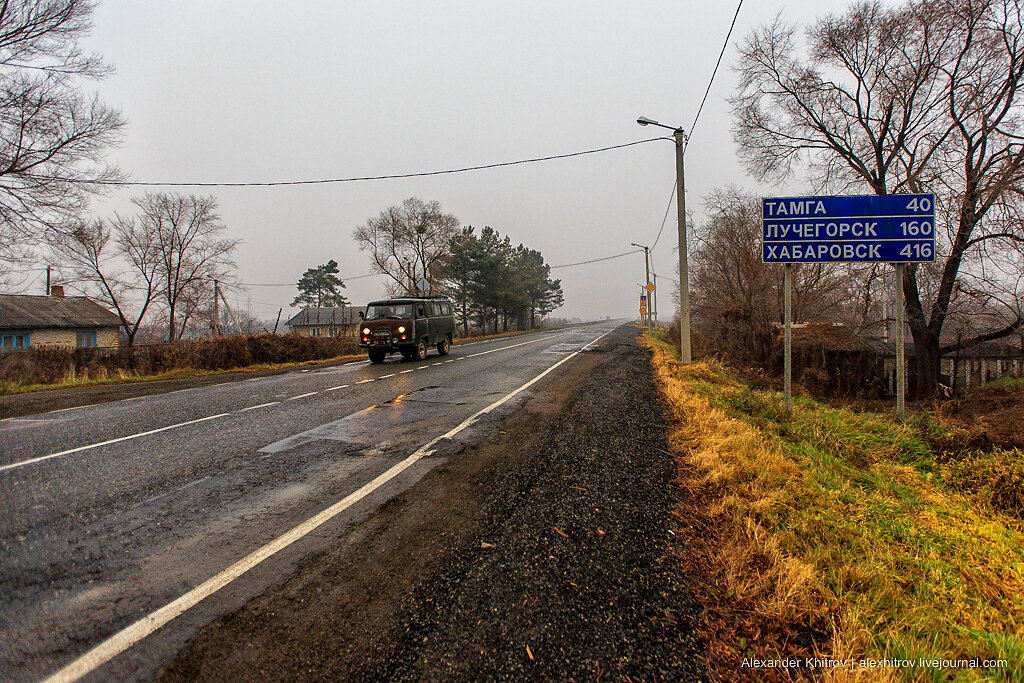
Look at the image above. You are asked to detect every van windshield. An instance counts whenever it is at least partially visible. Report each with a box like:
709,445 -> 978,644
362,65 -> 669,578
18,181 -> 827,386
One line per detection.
365,303 -> 413,320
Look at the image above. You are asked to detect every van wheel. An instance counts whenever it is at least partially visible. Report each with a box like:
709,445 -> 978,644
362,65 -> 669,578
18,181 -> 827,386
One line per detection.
369,349 -> 386,364
414,338 -> 428,361
437,336 -> 450,356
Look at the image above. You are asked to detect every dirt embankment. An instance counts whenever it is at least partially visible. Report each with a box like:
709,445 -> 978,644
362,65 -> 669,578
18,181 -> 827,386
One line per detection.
937,384 -> 1024,450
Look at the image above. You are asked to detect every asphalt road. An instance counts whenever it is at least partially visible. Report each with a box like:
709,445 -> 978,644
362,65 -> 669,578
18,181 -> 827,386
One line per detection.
0,322 -> 625,681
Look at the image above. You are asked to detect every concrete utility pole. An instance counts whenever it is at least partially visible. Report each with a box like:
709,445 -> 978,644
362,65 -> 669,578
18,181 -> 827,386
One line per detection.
631,242 -> 651,334
652,273 -> 658,326
637,116 -> 691,362
213,279 -> 220,337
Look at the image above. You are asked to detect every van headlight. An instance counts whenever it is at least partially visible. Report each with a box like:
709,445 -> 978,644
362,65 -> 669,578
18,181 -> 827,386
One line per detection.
362,327 -> 370,335
398,326 -> 405,333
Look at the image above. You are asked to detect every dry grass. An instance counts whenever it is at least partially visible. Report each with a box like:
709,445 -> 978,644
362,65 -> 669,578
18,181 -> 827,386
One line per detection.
646,336 -> 1024,682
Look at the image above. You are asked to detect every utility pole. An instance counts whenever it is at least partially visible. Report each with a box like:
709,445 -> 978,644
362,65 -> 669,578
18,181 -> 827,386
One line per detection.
674,128 -> 691,363
637,116 -> 691,362
46,266 -> 51,295
631,243 -> 651,334
213,279 -> 220,337
219,287 -> 242,336
652,273 -> 658,327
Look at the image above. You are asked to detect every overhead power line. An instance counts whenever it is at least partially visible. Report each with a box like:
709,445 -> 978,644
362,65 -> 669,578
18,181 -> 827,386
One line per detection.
244,250 -> 645,288
687,0 -> 745,146
241,272 -> 378,286
650,182 -> 677,252
33,138 -> 668,188
551,249 -> 643,270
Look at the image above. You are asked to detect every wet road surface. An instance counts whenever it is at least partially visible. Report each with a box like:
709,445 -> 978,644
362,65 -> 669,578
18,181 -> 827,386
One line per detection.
0,322 -> 624,681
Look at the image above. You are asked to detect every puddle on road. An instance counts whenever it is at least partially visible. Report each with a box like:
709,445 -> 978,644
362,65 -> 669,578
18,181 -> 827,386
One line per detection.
543,332 -> 601,354
258,385 -> 484,456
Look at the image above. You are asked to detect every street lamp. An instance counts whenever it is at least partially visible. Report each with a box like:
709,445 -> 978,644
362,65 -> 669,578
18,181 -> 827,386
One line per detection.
637,115 -> 690,363
630,242 -> 651,334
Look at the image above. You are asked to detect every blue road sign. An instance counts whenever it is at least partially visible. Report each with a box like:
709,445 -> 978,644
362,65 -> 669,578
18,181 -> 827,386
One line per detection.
762,194 -> 935,263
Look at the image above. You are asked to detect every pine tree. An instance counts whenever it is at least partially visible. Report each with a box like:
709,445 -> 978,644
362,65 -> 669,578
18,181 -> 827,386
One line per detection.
292,259 -> 348,308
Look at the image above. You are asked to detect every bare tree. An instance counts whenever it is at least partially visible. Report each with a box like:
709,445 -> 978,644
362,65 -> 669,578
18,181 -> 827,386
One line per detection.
130,193 -> 238,341
51,216 -> 160,346
692,187 -> 849,360
0,0 -> 124,268
733,0 -> 1024,395
353,197 -> 459,295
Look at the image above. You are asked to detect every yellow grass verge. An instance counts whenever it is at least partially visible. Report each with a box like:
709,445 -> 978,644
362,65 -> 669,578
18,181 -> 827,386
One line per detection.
646,337 -> 1024,682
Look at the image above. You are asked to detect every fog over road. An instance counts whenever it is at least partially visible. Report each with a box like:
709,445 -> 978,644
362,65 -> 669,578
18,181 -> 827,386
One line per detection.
0,322 -> 624,681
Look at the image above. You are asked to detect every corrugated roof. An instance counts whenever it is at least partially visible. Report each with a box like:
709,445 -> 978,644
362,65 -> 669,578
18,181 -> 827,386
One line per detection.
285,306 -> 366,327
0,294 -> 121,330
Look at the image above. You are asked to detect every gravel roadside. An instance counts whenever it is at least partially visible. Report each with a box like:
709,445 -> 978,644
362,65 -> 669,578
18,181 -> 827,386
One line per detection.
163,328 -> 705,681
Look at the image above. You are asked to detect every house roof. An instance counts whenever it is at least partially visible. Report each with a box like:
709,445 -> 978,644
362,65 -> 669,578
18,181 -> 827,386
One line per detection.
0,294 -> 120,330
286,306 -> 366,327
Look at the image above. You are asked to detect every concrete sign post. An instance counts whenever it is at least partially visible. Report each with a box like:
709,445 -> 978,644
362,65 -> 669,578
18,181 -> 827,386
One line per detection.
762,194 -> 935,418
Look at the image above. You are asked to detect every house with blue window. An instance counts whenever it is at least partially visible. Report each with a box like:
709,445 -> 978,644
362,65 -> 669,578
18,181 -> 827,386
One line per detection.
0,289 -> 121,350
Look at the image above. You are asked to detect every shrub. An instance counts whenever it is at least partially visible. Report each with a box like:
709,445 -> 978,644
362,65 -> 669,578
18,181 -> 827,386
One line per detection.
0,333 -> 361,389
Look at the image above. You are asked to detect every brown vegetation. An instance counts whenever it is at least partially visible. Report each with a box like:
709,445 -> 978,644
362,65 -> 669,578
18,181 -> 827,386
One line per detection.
0,334 -> 358,389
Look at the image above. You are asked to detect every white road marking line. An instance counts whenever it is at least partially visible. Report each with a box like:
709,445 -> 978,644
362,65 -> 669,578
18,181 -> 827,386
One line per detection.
46,403 -> 100,414
0,413 -> 232,474
237,402 -> 280,412
379,373 -> 395,379
287,392 -> 318,401
2,327 -> 618,471
40,327 -> 615,683
444,359 -> 454,363
399,369 -> 415,374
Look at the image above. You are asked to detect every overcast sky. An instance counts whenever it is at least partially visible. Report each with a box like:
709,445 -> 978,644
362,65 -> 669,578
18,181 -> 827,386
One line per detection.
59,0 -> 856,323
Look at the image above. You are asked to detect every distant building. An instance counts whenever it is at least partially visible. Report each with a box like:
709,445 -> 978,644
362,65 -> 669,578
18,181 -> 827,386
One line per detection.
0,289 -> 121,349
285,306 -> 366,338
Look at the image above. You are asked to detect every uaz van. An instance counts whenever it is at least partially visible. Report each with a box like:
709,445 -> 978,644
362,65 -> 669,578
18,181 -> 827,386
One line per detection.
358,296 -> 457,363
